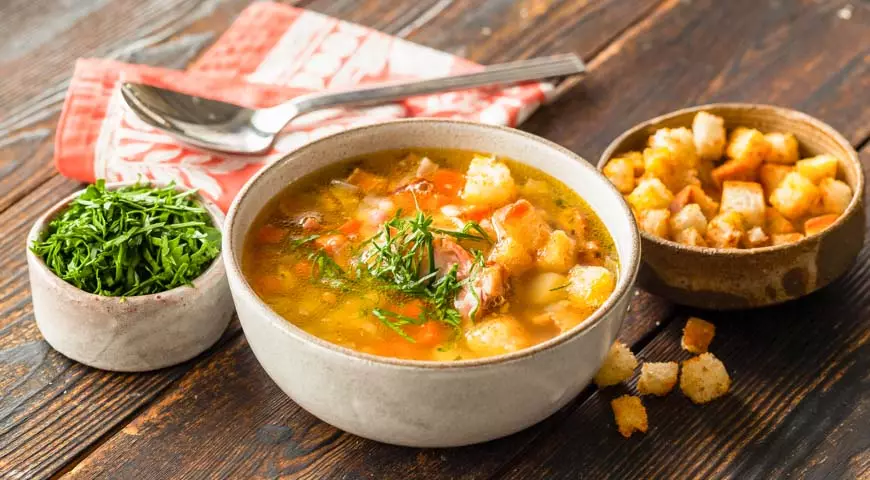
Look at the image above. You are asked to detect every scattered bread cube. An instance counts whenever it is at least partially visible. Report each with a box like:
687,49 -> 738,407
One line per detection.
741,226 -> 770,248
675,227 -> 708,247
670,185 -> 720,220
682,317 -> 716,353
818,178 -> 853,215
692,111 -> 726,161
670,203 -> 708,236
759,164 -> 793,195
726,127 -> 770,165
712,158 -> 758,186
765,208 -> 796,234
593,342 -> 638,387
680,353 -> 731,404
642,147 -> 683,193
619,151 -> 645,176
567,265 -> 616,310
649,127 -> 699,169
638,208 -> 671,238
536,230 -> 577,273
461,155 -> 517,207
796,155 -> 839,184
804,214 -> 839,236
705,211 -> 745,249
763,132 -> 799,165
720,181 -> 766,228
604,156 -> 637,194
627,177 -> 674,212
638,362 -> 679,396
611,395 -> 648,438
769,172 -> 821,220
771,232 -> 805,245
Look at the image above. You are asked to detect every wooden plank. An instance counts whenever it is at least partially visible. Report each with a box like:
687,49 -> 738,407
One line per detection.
62,292 -> 670,480
520,0 -> 870,158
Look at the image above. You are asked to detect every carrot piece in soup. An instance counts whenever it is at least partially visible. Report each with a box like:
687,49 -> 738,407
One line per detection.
462,204 -> 493,222
256,275 -> 284,294
430,169 -> 465,198
397,299 -> 425,318
314,234 -> 348,255
293,260 -> 313,277
338,219 -> 362,236
256,224 -> 286,244
408,321 -> 446,347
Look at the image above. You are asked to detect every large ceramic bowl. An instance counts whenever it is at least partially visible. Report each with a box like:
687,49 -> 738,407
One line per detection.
599,104 -> 865,309
27,182 -> 234,372
223,119 -> 641,447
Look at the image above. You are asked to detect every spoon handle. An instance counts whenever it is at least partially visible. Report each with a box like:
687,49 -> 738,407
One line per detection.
263,54 -> 584,125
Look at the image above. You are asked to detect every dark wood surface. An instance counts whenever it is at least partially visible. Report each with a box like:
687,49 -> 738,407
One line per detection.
0,1 -> 867,479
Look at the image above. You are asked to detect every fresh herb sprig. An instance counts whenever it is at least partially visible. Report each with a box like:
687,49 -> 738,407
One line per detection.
30,180 -> 221,297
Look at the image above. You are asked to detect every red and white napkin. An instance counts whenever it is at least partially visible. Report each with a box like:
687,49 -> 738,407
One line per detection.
56,2 -> 558,211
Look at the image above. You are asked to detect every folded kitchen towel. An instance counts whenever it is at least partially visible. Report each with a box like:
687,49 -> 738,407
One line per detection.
56,2 -> 558,211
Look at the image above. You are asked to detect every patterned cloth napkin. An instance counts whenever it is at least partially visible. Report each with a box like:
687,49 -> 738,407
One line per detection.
56,2 -> 559,211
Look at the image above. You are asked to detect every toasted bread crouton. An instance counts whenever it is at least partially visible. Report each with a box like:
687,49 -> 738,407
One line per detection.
682,317 -> 716,353
680,353 -> 731,404
489,236 -> 534,275
796,155 -> 839,184
567,265 -> 616,310
711,157 -> 758,186
771,232 -> 805,245
627,178 -> 674,212
536,230 -> 577,273
638,362 -> 679,396
670,204 -> 708,236
741,226 -> 770,248
617,151 -> 645,176
604,157 -> 637,194
759,164 -> 793,195
649,127 -> 698,169
765,208 -> 796,234
461,155 -> 517,207
638,209 -> 671,239
726,127 -> 770,166
692,111 -> 726,161
769,172 -> 821,220
594,342 -> 638,387
764,132 -> 799,165
720,181 -> 766,228
493,200 -> 552,250
642,147 -> 690,193
675,227 -> 708,247
705,211 -> 745,249
464,315 -> 531,357
611,395 -> 648,438
804,214 -> 839,236
670,185 -> 720,220
818,178 -> 852,215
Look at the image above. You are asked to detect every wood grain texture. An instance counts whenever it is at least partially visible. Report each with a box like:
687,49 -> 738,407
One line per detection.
520,0 -> 870,160
62,292 -> 670,480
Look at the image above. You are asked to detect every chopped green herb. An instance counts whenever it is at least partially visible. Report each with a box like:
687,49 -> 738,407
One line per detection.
30,180 -> 220,297
549,283 -> 571,292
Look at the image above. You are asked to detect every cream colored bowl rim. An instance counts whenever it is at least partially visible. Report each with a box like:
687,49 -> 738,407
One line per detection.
224,118 -> 641,370
26,181 -> 227,304
598,103 -> 864,256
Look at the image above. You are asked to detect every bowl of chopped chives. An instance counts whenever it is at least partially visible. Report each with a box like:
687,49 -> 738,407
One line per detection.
26,180 -> 233,372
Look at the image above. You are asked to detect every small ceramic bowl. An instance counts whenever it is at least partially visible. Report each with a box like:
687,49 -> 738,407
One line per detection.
599,103 -> 865,310
26,182 -> 234,372
223,119 -> 641,447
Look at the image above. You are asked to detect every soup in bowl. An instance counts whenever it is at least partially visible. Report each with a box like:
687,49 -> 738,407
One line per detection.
224,120 -> 640,446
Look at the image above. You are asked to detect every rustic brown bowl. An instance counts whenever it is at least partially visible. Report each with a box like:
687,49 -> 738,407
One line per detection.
599,103 -> 865,310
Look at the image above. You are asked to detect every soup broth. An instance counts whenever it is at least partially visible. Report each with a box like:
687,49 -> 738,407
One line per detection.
242,148 -> 618,361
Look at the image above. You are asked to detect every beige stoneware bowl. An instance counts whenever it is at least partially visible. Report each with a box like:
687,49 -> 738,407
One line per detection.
599,103 -> 865,310
26,183 -> 234,372
223,119 -> 641,447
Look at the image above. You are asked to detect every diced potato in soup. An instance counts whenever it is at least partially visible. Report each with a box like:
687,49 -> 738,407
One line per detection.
243,149 -> 618,361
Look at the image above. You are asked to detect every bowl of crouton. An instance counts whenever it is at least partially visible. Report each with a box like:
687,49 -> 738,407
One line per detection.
599,104 -> 864,309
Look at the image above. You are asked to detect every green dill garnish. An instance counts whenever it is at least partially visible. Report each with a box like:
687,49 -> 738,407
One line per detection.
432,220 -> 492,244
371,308 -> 425,342
549,283 -> 570,292
30,180 -> 220,297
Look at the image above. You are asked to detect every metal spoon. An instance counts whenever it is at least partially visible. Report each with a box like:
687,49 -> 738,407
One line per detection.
120,54 -> 585,154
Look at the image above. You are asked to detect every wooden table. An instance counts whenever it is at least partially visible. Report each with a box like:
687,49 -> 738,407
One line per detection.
1,1 -> 868,478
